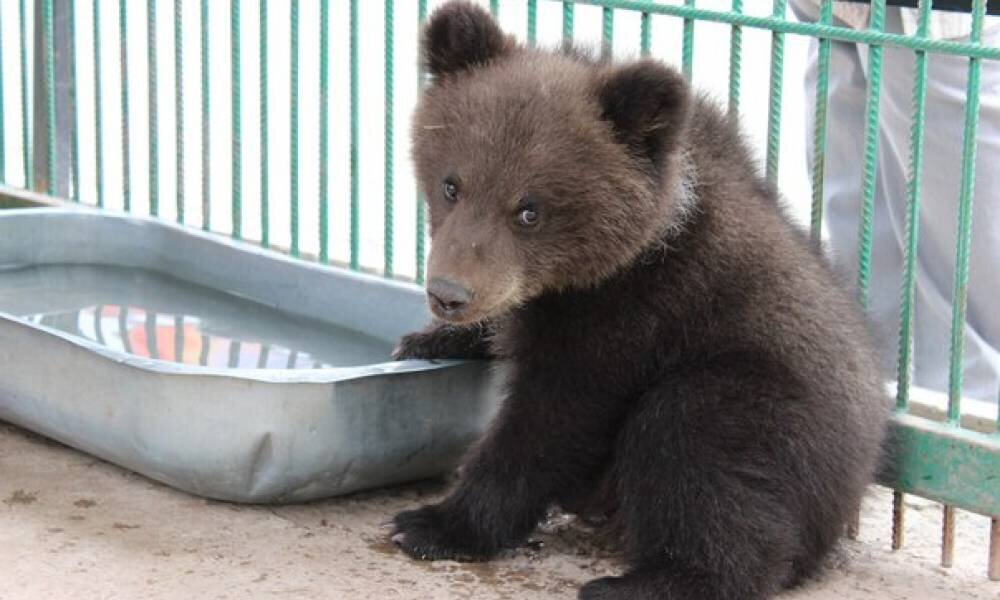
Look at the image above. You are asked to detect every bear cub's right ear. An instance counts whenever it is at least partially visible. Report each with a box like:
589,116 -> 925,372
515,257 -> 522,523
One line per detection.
423,1 -> 514,78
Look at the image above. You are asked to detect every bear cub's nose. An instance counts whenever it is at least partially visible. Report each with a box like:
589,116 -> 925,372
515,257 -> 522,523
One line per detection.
427,278 -> 473,316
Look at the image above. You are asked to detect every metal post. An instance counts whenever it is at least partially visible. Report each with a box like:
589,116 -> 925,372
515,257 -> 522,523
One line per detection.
32,0 -> 75,197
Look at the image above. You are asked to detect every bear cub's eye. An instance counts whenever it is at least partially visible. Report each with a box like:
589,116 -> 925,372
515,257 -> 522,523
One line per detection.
443,179 -> 459,203
516,203 -> 540,228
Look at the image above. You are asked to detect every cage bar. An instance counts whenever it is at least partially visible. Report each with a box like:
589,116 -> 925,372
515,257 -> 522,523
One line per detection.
319,0 -> 329,263
682,0 -> 695,80
808,0 -> 833,242
148,0 -> 159,216
416,0 -> 428,284
891,490 -> 904,550
856,0 -> 887,308
33,0 -> 74,198
563,2 -> 574,44
200,0 -> 209,229
990,517 -> 999,580
491,0 -> 499,17
20,0 -> 31,187
0,7 -> 5,183
68,0 -> 78,202
119,0 -> 130,210
727,0 -> 742,114
384,0 -> 395,277
528,0 -> 537,46
259,0 -> 268,245
42,0 -> 56,195
602,7 -> 614,58
941,505 -> 955,567
290,0 -> 299,256
349,0 -> 359,270
764,0 -> 786,183
231,0 -> 242,239
946,0 -> 987,425
640,11 -> 651,57
92,0 -> 104,206
174,0 -> 183,222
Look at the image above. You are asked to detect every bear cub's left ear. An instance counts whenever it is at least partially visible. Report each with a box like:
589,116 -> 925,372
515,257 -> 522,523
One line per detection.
422,0 -> 515,78
597,61 -> 691,170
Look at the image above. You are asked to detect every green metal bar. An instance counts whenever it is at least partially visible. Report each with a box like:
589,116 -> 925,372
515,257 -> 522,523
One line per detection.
809,0 -> 833,242
231,0 -> 241,239
200,0 -> 209,230
19,0 -> 31,187
764,0 -> 786,183
319,0 -> 329,263
148,0 -> 159,216
43,0 -> 55,196
562,2 -> 574,44
946,0 -> 987,425
727,0 -> 742,114
349,0 -> 359,270
856,0 -> 887,309
69,0 -> 78,202
682,0 -> 695,80
93,0 -> 103,207
119,0 -> 131,211
527,0 -> 537,47
567,0 -> 1000,61
602,7 -> 614,58
896,0 -> 933,411
640,11 -> 651,57
91,0 -> 104,208
384,0 -> 394,277
0,7 -> 8,183
290,0 -> 299,256
174,0 -> 184,222
416,0 -> 428,284
880,412 -> 1000,517
259,0 -> 268,246
490,0 -> 499,17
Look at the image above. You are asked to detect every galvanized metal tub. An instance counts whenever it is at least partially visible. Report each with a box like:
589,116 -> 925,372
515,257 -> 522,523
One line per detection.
0,208 -> 500,503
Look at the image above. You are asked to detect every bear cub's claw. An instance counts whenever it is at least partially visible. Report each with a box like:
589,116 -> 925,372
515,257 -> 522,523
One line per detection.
391,331 -> 437,361
389,504 -> 496,562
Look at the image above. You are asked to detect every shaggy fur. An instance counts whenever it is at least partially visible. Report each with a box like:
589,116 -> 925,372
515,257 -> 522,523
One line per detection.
389,3 -> 889,599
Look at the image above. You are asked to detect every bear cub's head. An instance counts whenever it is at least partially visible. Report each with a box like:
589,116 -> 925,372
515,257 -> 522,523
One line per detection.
415,0 -> 692,324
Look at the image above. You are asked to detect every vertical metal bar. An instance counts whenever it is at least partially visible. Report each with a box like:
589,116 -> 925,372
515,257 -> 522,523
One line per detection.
640,11 -> 651,57
227,340 -> 240,368
93,0 -> 104,207
119,0 -> 131,211
200,0 -> 210,229
19,0 -> 31,187
231,0 -> 242,239
0,7 -> 5,184
349,0 -> 359,270
562,2 -> 574,45
990,517 -> 999,581
259,0 -> 268,245
319,0 -> 329,263
727,0 -> 742,114
416,0 -> 428,284
764,0 -> 787,183
856,0 -> 887,308
68,0 -> 78,202
940,505 -> 955,567
890,490 -> 904,549
601,7 -> 613,59
198,331 -> 209,365
147,0 -> 159,216
119,307 -> 133,355
174,315 -> 184,363
384,0 -> 394,277
490,0 -> 499,18
33,0 -> 74,198
527,0 -> 536,47
682,0 -> 695,81
290,0 -> 299,256
809,0 -> 833,243
174,0 -> 184,222
145,311 -> 159,360
947,0 -> 986,425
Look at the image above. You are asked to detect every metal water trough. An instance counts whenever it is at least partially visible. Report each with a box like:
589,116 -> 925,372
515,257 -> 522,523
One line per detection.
0,208 -> 500,503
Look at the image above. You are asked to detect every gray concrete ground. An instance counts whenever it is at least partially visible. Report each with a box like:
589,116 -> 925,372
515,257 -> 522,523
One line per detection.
1,421 -> 996,599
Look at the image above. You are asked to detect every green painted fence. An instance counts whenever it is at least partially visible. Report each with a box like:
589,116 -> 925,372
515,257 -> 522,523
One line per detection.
0,0 -> 997,580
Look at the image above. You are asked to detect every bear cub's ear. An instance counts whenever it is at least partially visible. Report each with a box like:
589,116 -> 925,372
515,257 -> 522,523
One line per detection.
597,61 -> 691,170
423,1 -> 514,78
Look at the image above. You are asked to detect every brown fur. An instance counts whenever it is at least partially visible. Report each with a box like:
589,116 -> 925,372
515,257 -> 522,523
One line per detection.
389,3 -> 889,599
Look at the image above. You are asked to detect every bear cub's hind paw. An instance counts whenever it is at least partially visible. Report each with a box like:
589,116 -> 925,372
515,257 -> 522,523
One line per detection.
389,504 -> 497,562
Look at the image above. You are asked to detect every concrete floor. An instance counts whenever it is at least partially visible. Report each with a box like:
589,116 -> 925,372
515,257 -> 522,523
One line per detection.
1,421 -> 997,600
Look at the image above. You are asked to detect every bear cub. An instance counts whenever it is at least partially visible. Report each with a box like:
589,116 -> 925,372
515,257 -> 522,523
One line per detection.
390,3 -> 888,599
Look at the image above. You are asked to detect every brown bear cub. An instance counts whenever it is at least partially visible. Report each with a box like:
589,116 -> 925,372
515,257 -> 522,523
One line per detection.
390,2 -> 888,598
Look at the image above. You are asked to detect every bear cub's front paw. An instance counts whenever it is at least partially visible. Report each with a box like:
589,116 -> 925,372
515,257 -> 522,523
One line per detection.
389,504 -> 496,562
391,331 -> 439,361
